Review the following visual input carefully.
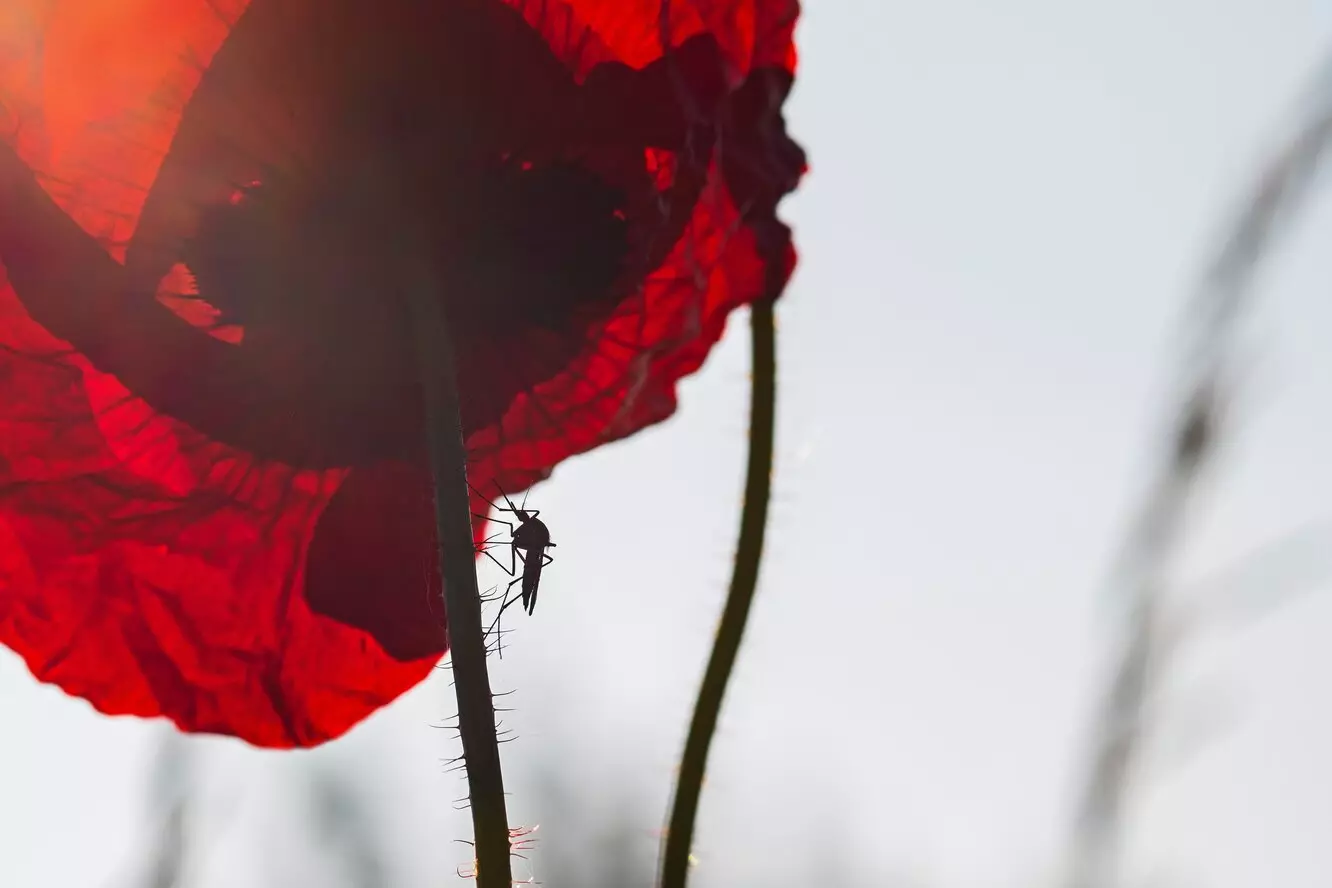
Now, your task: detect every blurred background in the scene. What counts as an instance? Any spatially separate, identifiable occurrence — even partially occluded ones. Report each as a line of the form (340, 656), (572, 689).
(6, 1), (1332, 886)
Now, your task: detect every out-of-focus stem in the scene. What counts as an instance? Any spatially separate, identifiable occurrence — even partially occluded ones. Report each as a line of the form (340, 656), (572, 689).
(1065, 391), (1213, 888)
(405, 268), (512, 888)
(145, 734), (191, 888)
(660, 298), (776, 888)
(1064, 53), (1332, 888)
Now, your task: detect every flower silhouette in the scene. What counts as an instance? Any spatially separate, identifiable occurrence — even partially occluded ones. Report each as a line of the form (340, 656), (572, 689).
(0, 0), (802, 746)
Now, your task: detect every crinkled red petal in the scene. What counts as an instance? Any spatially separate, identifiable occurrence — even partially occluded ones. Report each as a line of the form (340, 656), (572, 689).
(0, 0), (802, 746)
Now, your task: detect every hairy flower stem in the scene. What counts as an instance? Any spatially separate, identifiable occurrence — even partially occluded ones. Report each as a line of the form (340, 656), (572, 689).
(660, 298), (776, 888)
(405, 273), (512, 888)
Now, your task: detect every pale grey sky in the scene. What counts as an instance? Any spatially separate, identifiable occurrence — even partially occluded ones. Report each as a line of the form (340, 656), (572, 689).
(4, 2), (1332, 887)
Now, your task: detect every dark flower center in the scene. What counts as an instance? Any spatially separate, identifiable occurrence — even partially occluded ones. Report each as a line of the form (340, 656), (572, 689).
(185, 155), (628, 335)
(0, 0), (723, 470)
(114, 0), (713, 467)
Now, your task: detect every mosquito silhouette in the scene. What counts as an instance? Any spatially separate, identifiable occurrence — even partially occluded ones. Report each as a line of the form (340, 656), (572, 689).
(470, 481), (555, 641)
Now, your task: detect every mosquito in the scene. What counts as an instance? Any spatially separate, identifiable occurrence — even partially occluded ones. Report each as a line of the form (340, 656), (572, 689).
(470, 481), (555, 639)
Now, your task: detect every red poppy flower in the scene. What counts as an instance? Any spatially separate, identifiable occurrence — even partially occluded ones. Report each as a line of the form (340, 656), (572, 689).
(0, 0), (803, 747)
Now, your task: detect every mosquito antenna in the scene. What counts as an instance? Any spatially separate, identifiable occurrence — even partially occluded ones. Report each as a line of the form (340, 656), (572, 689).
(492, 479), (521, 513)
(519, 487), (530, 511)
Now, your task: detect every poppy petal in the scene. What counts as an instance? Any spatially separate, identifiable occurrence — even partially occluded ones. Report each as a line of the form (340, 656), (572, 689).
(0, 0), (802, 747)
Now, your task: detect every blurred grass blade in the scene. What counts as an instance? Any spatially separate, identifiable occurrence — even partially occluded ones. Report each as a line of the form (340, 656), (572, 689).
(1064, 47), (1332, 888)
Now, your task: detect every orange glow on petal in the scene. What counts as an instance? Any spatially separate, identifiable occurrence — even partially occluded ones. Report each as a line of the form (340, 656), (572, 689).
(3, 1), (250, 251)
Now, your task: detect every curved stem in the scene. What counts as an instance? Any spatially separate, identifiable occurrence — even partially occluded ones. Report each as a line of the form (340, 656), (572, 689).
(405, 270), (513, 888)
(660, 298), (776, 888)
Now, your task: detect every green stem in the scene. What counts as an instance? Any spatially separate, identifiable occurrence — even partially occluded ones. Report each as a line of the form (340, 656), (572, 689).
(660, 298), (777, 888)
(405, 270), (513, 888)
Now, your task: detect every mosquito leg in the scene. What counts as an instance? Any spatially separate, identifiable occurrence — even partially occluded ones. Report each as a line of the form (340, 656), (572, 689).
(477, 546), (517, 575)
(496, 571), (524, 613)
(478, 540), (522, 577)
(484, 607), (516, 654)
(492, 481), (524, 515)
(467, 481), (507, 516)
(474, 513), (514, 534)
(485, 589), (522, 634)
(483, 584), (527, 643)
(472, 513), (513, 571)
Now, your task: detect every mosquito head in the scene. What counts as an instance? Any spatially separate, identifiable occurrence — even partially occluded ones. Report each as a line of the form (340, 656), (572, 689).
(493, 481), (539, 524)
